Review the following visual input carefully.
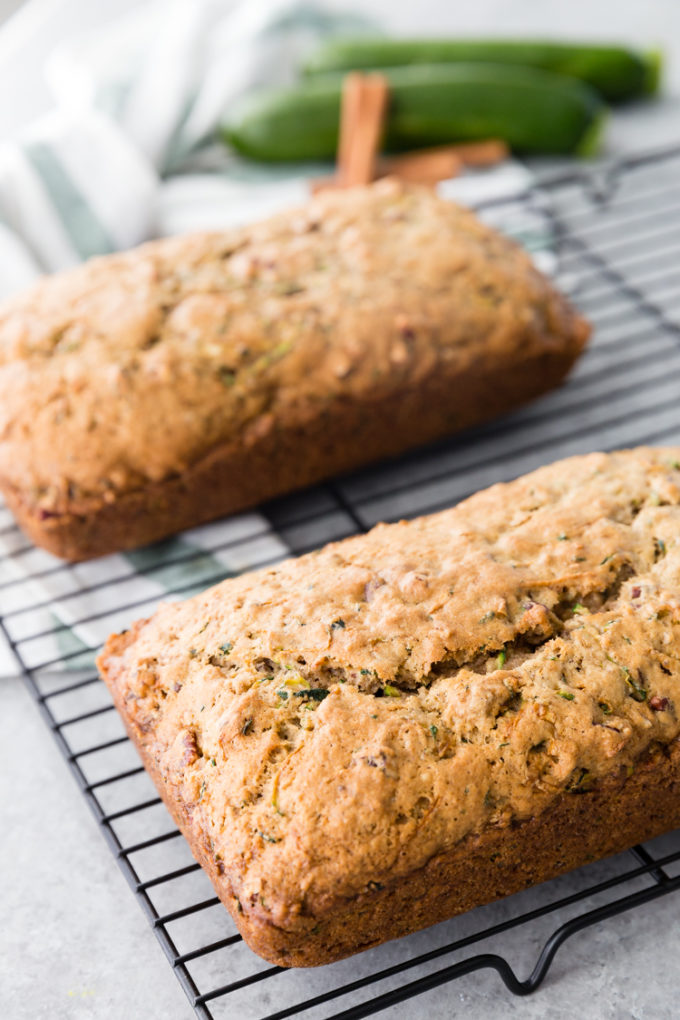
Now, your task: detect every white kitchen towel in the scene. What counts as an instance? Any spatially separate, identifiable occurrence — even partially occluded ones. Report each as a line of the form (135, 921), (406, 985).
(0, 0), (372, 295)
(0, 501), (292, 674)
(0, 0), (546, 291)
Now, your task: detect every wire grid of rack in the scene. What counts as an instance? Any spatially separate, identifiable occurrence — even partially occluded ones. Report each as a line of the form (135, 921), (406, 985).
(2, 143), (680, 1019)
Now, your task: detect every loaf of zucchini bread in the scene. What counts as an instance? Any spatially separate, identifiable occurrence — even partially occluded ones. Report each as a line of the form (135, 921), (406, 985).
(0, 179), (588, 560)
(98, 447), (680, 966)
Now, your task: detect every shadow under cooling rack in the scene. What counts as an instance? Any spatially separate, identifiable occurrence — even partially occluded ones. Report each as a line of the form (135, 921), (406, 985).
(2, 142), (680, 1019)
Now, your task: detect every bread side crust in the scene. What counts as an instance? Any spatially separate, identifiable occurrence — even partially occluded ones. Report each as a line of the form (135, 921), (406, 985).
(6, 339), (584, 560)
(100, 628), (680, 968)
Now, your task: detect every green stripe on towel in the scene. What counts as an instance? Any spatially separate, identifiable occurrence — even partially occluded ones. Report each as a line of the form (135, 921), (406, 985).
(125, 537), (233, 598)
(24, 142), (115, 260)
(51, 611), (97, 671)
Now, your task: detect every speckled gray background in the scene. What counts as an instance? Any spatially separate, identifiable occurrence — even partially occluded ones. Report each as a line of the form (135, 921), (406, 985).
(2, 1), (680, 1018)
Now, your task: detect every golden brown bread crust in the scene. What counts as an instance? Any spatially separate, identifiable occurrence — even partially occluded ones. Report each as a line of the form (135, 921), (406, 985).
(3, 342), (580, 561)
(98, 447), (680, 965)
(106, 659), (680, 965)
(0, 179), (588, 560)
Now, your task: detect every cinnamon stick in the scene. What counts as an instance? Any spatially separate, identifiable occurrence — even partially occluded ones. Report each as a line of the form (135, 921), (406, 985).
(378, 140), (509, 182)
(336, 72), (389, 187)
(377, 149), (463, 185)
(313, 82), (507, 193)
(444, 139), (509, 166)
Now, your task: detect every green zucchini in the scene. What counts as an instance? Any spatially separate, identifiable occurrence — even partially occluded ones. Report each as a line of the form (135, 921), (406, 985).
(220, 63), (606, 162)
(303, 38), (662, 103)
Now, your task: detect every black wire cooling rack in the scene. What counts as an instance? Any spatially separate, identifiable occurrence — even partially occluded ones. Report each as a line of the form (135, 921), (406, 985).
(2, 143), (680, 1019)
